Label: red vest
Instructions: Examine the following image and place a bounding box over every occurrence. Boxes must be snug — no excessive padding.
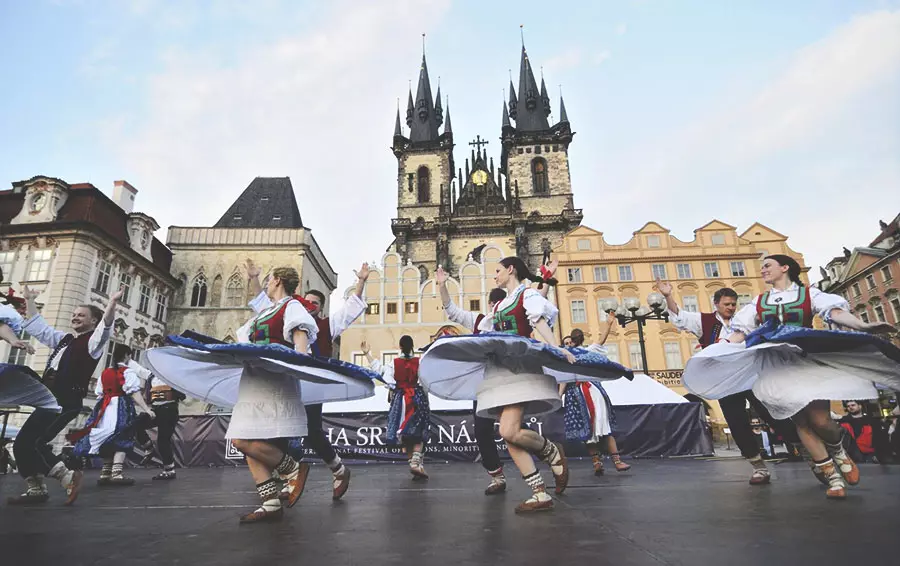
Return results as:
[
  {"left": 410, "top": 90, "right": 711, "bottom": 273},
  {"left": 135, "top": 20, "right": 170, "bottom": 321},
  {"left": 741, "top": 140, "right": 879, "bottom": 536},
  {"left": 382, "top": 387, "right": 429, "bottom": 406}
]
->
[
  {"left": 699, "top": 313, "right": 726, "bottom": 349},
  {"left": 474, "top": 313, "right": 486, "bottom": 335},
  {"left": 492, "top": 287, "right": 533, "bottom": 337},
  {"left": 314, "top": 317, "right": 333, "bottom": 357},
  {"left": 392, "top": 356, "right": 420, "bottom": 389},
  {"left": 99, "top": 367, "right": 127, "bottom": 398},
  {"left": 756, "top": 287, "right": 813, "bottom": 328},
  {"left": 249, "top": 300, "right": 295, "bottom": 347}
]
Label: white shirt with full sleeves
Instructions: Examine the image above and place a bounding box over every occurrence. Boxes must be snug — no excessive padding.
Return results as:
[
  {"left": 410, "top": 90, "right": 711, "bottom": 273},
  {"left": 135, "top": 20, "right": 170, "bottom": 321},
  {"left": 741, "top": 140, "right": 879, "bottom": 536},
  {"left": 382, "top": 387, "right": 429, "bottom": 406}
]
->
[
  {"left": 731, "top": 285, "right": 849, "bottom": 334},
  {"left": 24, "top": 315, "right": 112, "bottom": 368}
]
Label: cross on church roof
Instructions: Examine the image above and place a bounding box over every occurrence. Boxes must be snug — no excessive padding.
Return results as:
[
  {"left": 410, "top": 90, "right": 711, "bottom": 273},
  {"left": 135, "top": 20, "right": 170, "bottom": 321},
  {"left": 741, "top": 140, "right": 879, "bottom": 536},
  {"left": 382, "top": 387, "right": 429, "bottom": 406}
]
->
[{"left": 469, "top": 135, "right": 489, "bottom": 153}]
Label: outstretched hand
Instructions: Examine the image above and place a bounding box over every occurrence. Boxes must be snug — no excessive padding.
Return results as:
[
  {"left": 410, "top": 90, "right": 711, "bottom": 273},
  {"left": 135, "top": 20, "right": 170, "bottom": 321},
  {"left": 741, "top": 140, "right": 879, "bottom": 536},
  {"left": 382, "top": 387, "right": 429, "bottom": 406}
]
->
[
  {"left": 244, "top": 259, "right": 261, "bottom": 279},
  {"left": 435, "top": 266, "right": 448, "bottom": 285},
  {"left": 544, "top": 258, "right": 559, "bottom": 278},
  {"left": 560, "top": 347, "right": 577, "bottom": 364},
  {"left": 865, "top": 322, "right": 896, "bottom": 335},
  {"left": 110, "top": 288, "right": 125, "bottom": 302},
  {"left": 10, "top": 340, "right": 34, "bottom": 354},
  {"left": 22, "top": 286, "right": 40, "bottom": 301},
  {"left": 360, "top": 340, "right": 371, "bottom": 355},
  {"left": 656, "top": 278, "right": 673, "bottom": 297},
  {"left": 355, "top": 262, "right": 371, "bottom": 282}
]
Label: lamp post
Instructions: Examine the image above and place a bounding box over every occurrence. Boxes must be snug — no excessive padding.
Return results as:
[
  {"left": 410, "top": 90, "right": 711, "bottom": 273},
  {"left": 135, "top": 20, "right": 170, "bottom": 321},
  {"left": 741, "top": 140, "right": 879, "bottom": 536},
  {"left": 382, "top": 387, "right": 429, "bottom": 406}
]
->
[{"left": 599, "top": 293, "right": 669, "bottom": 373}]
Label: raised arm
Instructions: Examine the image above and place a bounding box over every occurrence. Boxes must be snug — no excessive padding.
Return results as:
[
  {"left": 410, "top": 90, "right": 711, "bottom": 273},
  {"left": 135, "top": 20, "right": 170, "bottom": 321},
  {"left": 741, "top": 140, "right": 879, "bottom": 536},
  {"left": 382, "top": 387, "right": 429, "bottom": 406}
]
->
[
  {"left": 538, "top": 259, "right": 558, "bottom": 299},
  {"left": 596, "top": 312, "right": 615, "bottom": 345},
  {"left": 21, "top": 286, "right": 67, "bottom": 349},
  {"left": 361, "top": 340, "right": 395, "bottom": 385},
  {"left": 245, "top": 259, "right": 263, "bottom": 297},
  {"left": 329, "top": 263, "right": 371, "bottom": 339},
  {"left": 829, "top": 309, "right": 895, "bottom": 334},
  {"left": 657, "top": 278, "right": 703, "bottom": 337},
  {"left": 436, "top": 266, "right": 478, "bottom": 330},
  {"left": 657, "top": 278, "right": 679, "bottom": 314}
]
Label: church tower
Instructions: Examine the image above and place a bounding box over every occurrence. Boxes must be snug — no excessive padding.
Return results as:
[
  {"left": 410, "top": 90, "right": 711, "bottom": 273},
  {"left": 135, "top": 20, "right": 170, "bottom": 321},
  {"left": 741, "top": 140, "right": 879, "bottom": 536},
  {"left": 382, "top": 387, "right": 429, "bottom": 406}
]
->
[{"left": 391, "top": 53, "right": 454, "bottom": 270}]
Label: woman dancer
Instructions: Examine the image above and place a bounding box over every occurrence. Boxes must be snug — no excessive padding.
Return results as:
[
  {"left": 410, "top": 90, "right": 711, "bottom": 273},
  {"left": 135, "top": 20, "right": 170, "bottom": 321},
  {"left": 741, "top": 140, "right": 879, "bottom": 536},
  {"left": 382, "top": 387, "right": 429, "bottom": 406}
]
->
[
  {"left": 420, "top": 257, "right": 631, "bottom": 513},
  {"left": 562, "top": 326, "right": 631, "bottom": 475},
  {"left": 0, "top": 286, "right": 48, "bottom": 409},
  {"left": 145, "top": 267, "right": 377, "bottom": 523},
  {"left": 683, "top": 255, "right": 899, "bottom": 499},
  {"left": 69, "top": 346, "right": 155, "bottom": 486},
  {"left": 363, "top": 336, "right": 432, "bottom": 479}
]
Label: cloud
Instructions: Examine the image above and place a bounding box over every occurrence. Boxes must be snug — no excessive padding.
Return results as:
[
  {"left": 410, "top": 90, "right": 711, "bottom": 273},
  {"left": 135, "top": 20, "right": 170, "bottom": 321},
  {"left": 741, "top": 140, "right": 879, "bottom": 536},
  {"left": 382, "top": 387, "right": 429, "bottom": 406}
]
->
[
  {"left": 544, "top": 47, "right": 583, "bottom": 72},
  {"left": 615, "top": 22, "right": 627, "bottom": 36},
  {"left": 101, "top": 0, "right": 452, "bottom": 295},
  {"left": 596, "top": 10, "right": 900, "bottom": 276},
  {"left": 593, "top": 50, "right": 612, "bottom": 65}
]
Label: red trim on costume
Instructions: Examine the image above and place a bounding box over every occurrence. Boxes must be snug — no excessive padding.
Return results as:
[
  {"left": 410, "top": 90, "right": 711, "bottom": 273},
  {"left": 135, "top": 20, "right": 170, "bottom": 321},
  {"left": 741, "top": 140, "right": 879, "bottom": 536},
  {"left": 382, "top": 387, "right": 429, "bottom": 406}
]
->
[
  {"left": 66, "top": 367, "right": 127, "bottom": 442},
  {"left": 699, "top": 312, "right": 724, "bottom": 349},
  {"left": 580, "top": 382, "right": 597, "bottom": 430},
  {"left": 392, "top": 357, "right": 420, "bottom": 389}
]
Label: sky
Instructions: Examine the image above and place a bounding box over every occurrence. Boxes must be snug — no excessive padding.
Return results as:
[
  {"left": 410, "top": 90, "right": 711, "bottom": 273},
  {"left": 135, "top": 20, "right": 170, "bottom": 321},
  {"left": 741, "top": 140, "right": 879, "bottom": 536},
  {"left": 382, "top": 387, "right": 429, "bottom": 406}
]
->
[{"left": 1, "top": 0, "right": 899, "bottom": 299}]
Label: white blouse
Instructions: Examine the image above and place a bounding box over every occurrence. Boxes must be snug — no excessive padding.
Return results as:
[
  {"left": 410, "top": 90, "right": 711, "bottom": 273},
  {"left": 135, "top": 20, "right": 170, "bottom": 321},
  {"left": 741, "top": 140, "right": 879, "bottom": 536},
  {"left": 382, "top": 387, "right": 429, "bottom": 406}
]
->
[
  {"left": 24, "top": 314, "right": 112, "bottom": 369},
  {"left": 249, "top": 292, "right": 365, "bottom": 341},
  {"left": 668, "top": 309, "right": 738, "bottom": 342},
  {"left": 0, "top": 304, "right": 23, "bottom": 332},
  {"left": 492, "top": 284, "right": 559, "bottom": 328},
  {"left": 731, "top": 284, "right": 849, "bottom": 334},
  {"left": 94, "top": 363, "right": 143, "bottom": 396}
]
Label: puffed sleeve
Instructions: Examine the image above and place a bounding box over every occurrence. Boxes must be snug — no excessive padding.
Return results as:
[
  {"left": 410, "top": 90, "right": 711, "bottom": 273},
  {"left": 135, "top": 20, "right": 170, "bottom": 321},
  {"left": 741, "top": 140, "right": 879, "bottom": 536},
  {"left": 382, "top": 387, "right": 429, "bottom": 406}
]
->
[
  {"left": 122, "top": 368, "right": 143, "bottom": 395},
  {"left": 282, "top": 299, "right": 318, "bottom": 345},
  {"left": 0, "top": 304, "right": 23, "bottom": 334},
  {"left": 523, "top": 288, "right": 559, "bottom": 328},
  {"left": 667, "top": 309, "right": 703, "bottom": 338},
  {"left": 369, "top": 358, "right": 396, "bottom": 386},
  {"left": 731, "top": 296, "right": 762, "bottom": 334},
  {"left": 329, "top": 294, "right": 366, "bottom": 339},
  {"left": 444, "top": 299, "right": 478, "bottom": 331},
  {"left": 809, "top": 287, "right": 849, "bottom": 324},
  {"left": 476, "top": 313, "right": 494, "bottom": 333},
  {"left": 586, "top": 343, "right": 609, "bottom": 355}
]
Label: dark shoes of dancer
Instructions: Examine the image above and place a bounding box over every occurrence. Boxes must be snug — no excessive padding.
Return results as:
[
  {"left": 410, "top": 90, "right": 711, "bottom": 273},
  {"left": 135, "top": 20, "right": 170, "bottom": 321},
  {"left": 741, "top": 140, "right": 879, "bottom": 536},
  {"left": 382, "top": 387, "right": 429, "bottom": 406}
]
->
[
  {"left": 748, "top": 456, "right": 771, "bottom": 485},
  {"left": 592, "top": 452, "right": 631, "bottom": 476}
]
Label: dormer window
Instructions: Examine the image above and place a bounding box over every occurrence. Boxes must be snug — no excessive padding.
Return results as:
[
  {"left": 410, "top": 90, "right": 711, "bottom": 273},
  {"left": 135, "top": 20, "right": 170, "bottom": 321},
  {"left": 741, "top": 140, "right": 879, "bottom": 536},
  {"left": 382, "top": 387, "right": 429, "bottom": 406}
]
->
[
  {"left": 273, "top": 215, "right": 282, "bottom": 221},
  {"left": 233, "top": 214, "right": 242, "bottom": 221},
  {"left": 261, "top": 196, "right": 269, "bottom": 202},
  {"left": 140, "top": 230, "right": 150, "bottom": 250}
]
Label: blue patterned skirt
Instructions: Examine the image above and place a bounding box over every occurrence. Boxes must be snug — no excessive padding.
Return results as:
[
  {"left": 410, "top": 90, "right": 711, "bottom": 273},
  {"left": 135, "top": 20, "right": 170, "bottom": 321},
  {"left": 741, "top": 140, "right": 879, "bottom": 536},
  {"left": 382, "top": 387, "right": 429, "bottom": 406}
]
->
[
  {"left": 73, "top": 395, "right": 138, "bottom": 456},
  {"left": 563, "top": 381, "right": 615, "bottom": 442},
  {"left": 386, "top": 386, "right": 431, "bottom": 444}
]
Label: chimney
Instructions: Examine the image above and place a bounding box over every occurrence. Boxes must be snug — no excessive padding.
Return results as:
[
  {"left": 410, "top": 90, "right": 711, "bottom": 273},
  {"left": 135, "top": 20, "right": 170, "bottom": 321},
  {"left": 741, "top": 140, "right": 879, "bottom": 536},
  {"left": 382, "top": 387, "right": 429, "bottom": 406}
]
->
[{"left": 113, "top": 180, "right": 138, "bottom": 214}]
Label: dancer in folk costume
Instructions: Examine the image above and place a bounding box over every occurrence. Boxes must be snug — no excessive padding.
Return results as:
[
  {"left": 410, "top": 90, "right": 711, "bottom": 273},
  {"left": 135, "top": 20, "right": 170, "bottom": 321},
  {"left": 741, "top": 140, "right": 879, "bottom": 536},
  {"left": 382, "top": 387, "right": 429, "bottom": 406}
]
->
[
  {"left": 683, "top": 255, "right": 900, "bottom": 499},
  {"left": 561, "top": 326, "right": 631, "bottom": 476},
  {"left": 247, "top": 259, "right": 371, "bottom": 500},
  {"left": 133, "top": 366, "right": 186, "bottom": 481},
  {"left": 8, "top": 286, "right": 121, "bottom": 506},
  {"left": 143, "top": 267, "right": 379, "bottom": 523},
  {"left": 436, "top": 262, "right": 558, "bottom": 495},
  {"left": 658, "top": 280, "right": 801, "bottom": 485},
  {"left": 363, "top": 336, "right": 432, "bottom": 479},
  {"left": 420, "top": 257, "right": 631, "bottom": 513},
  {"left": 68, "top": 346, "right": 155, "bottom": 486}
]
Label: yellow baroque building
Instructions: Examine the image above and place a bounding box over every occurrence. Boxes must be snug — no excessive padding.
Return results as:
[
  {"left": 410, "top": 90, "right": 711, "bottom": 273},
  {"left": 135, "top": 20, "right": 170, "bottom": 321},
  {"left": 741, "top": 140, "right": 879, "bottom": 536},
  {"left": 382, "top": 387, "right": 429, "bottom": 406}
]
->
[{"left": 553, "top": 220, "right": 808, "bottom": 427}]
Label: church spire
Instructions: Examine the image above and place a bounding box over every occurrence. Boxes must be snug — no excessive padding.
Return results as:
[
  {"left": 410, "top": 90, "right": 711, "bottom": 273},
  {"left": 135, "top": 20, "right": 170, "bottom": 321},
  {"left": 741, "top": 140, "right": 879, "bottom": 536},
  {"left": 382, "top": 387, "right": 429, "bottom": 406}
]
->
[
  {"left": 394, "top": 105, "right": 403, "bottom": 137},
  {"left": 508, "top": 79, "right": 518, "bottom": 121},
  {"left": 434, "top": 84, "right": 444, "bottom": 128},
  {"left": 513, "top": 44, "right": 550, "bottom": 131},
  {"left": 559, "top": 94, "right": 569, "bottom": 123},
  {"left": 406, "top": 89, "right": 414, "bottom": 127},
  {"left": 444, "top": 102, "right": 453, "bottom": 135},
  {"left": 539, "top": 77, "right": 551, "bottom": 117},
  {"left": 409, "top": 54, "right": 441, "bottom": 142},
  {"left": 502, "top": 99, "right": 511, "bottom": 128}
]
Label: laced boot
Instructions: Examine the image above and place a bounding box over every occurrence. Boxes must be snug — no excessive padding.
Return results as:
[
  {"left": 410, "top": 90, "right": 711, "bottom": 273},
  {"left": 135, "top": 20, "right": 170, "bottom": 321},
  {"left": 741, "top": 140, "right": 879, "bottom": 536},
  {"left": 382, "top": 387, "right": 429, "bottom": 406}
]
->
[
  {"left": 814, "top": 458, "right": 847, "bottom": 500},
  {"left": 484, "top": 467, "right": 507, "bottom": 495},
  {"left": 591, "top": 454, "right": 605, "bottom": 476},
  {"left": 538, "top": 440, "right": 569, "bottom": 495},
  {"left": 409, "top": 451, "right": 428, "bottom": 480},
  {"left": 240, "top": 479, "right": 283, "bottom": 524},
  {"left": 611, "top": 452, "right": 631, "bottom": 472},
  {"left": 826, "top": 438, "right": 859, "bottom": 486},
  {"left": 7, "top": 475, "right": 49, "bottom": 505},
  {"left": 515, "top": 471, "right": 553, "bottom": 514},
  {"left": 748, "top": 456, "right": 771, "bottom": 485}
]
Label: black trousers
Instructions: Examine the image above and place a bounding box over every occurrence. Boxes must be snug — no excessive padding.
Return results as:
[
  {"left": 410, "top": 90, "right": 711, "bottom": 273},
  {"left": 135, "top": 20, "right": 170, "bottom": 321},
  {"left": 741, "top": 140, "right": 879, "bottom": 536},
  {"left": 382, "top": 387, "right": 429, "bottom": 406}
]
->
[
  {"left": 304, "top": 403, "right": 337, "bottom": 463},
  {"left": 134, "top": 403, "right": 180, "bottom": 467},
  {"left": 14, "top": 402, "right": 82, "bottom": 479},
  {"left": 473, "top": 404, "right": 502, "bottom": 473},
  {"left": 719, "top": 391, "right": 799, "bottom": 459}
]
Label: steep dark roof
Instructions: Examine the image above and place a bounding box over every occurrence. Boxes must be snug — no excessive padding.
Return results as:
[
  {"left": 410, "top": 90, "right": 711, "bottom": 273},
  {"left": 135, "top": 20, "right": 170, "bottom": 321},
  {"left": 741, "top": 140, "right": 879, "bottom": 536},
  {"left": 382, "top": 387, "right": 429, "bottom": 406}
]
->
[
  {"left": 214, "top": 177, "right": 304, "bottom": 228},
  {"left": 510, "top": 45, "right": 551, "bottom": 132}
]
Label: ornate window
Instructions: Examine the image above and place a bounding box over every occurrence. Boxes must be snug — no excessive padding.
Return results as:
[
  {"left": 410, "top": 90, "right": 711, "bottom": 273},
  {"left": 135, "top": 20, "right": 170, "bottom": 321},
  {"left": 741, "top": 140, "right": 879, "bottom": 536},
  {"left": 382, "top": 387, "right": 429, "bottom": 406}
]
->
[
  {"left": 190, "top": 274, "right": 208, "bottom": 307},
  {"left": 417, "top": 166, "right": 430, "bottom": 203},
  {"left": 155, "top": 293, "right": 168, "bottom": 321},
  {"left": 118, "top": 271, "right": 133, "bottom": 305},
  {"left": 531, "top": 158, "right": 548, "bottom": 194},
  {"left": 0, "top": 251, "right": 15, "bottom": 283},
  {"left": 224, "top": 274, "right": 244, "bottom": 307},
  {"left": 27, "top": 249, "right": 53, "bottom": 281},
  {"left": 94, "top": 258, "right": 113, "bottom": 294},
  {"left": 138, "top": 283, "right": 153, "bottom": 314},
  {"left": 6, "top": 329, "right": 31, "bottom": 365}
]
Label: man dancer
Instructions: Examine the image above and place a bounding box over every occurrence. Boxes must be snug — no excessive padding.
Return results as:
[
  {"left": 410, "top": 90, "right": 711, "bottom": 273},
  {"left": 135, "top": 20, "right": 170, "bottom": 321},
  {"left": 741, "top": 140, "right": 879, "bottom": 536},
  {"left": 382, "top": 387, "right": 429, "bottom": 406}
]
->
[
  {"left": 657, "top": 279, "right": 799, "bottom": 484},
  {"left": 133, "top": 363, "right": 185, "bottom": 480},
  {"left": 9, "top": 286, "right": 122, "bottom": 505},
  {"left": 247, "top": 259, "right": 370, "bottom": 500}
]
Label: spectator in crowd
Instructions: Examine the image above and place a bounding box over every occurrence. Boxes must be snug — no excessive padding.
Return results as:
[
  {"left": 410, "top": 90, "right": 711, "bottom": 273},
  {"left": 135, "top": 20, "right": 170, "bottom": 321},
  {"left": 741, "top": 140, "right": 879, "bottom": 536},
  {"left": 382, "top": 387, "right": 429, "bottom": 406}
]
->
[{"left": 839, "top": 400, "right": 890, "bottom": 463}]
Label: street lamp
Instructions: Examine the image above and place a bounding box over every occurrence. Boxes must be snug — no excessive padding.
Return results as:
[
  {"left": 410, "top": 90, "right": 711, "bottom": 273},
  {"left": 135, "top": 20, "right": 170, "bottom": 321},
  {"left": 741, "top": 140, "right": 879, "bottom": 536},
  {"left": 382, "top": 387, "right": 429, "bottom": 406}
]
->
[{"left": 599, "top": 293, "right": 669, "bottom": 373}]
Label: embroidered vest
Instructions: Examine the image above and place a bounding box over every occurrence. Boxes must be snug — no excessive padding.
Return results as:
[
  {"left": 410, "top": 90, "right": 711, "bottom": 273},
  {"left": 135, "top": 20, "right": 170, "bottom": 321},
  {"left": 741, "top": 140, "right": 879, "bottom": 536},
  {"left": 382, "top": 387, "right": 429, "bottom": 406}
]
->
[
  {"left": 249, "top": 299, "right": 295, "bottom": 347},
  {"left": 42, "top": 332, "right": 102, "bottom": 403},
  {"left": 99, "top": 367, "right": 127, "bottom": 398},
  {"left": 699, "top": 312, "right": 725, "bottom": 348},
  {"left": 756, "top": 287, "right": 813, "bottom": 328},
  {"left": 392, "top": 356, "right": 420, "bottom": 389},
  {"left": 492, "top": 287, "right": 533, "bottom": 337}
]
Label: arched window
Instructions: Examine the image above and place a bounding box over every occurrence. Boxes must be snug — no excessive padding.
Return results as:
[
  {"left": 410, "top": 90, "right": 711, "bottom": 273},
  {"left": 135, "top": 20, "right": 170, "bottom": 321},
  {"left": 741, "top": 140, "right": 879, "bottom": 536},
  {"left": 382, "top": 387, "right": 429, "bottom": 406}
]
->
[
  {"left": 531, "top": 157, "right": 548, "bottom": 194},
  {"left": 418, "top": 265, "right": 428, "bottom": 284},
  {"left": 210, "top": 274, "right": 223, "bottom": 306},
  {"left": 224, "top": 273, "right": 244, "bottom": 307},
  {"left": 190, "top": 274, "right": 208, "bottom": 307},
  {"left": 417, "top": 165, "right": 430, "bottom": 203}
]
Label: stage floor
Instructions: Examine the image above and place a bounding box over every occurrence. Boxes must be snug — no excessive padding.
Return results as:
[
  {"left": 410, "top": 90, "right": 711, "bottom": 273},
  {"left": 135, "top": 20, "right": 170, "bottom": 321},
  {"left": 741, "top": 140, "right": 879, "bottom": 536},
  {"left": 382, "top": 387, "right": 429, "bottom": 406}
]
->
[{"left": 0, "top": 458, "right": 895, "bottom": 565}]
